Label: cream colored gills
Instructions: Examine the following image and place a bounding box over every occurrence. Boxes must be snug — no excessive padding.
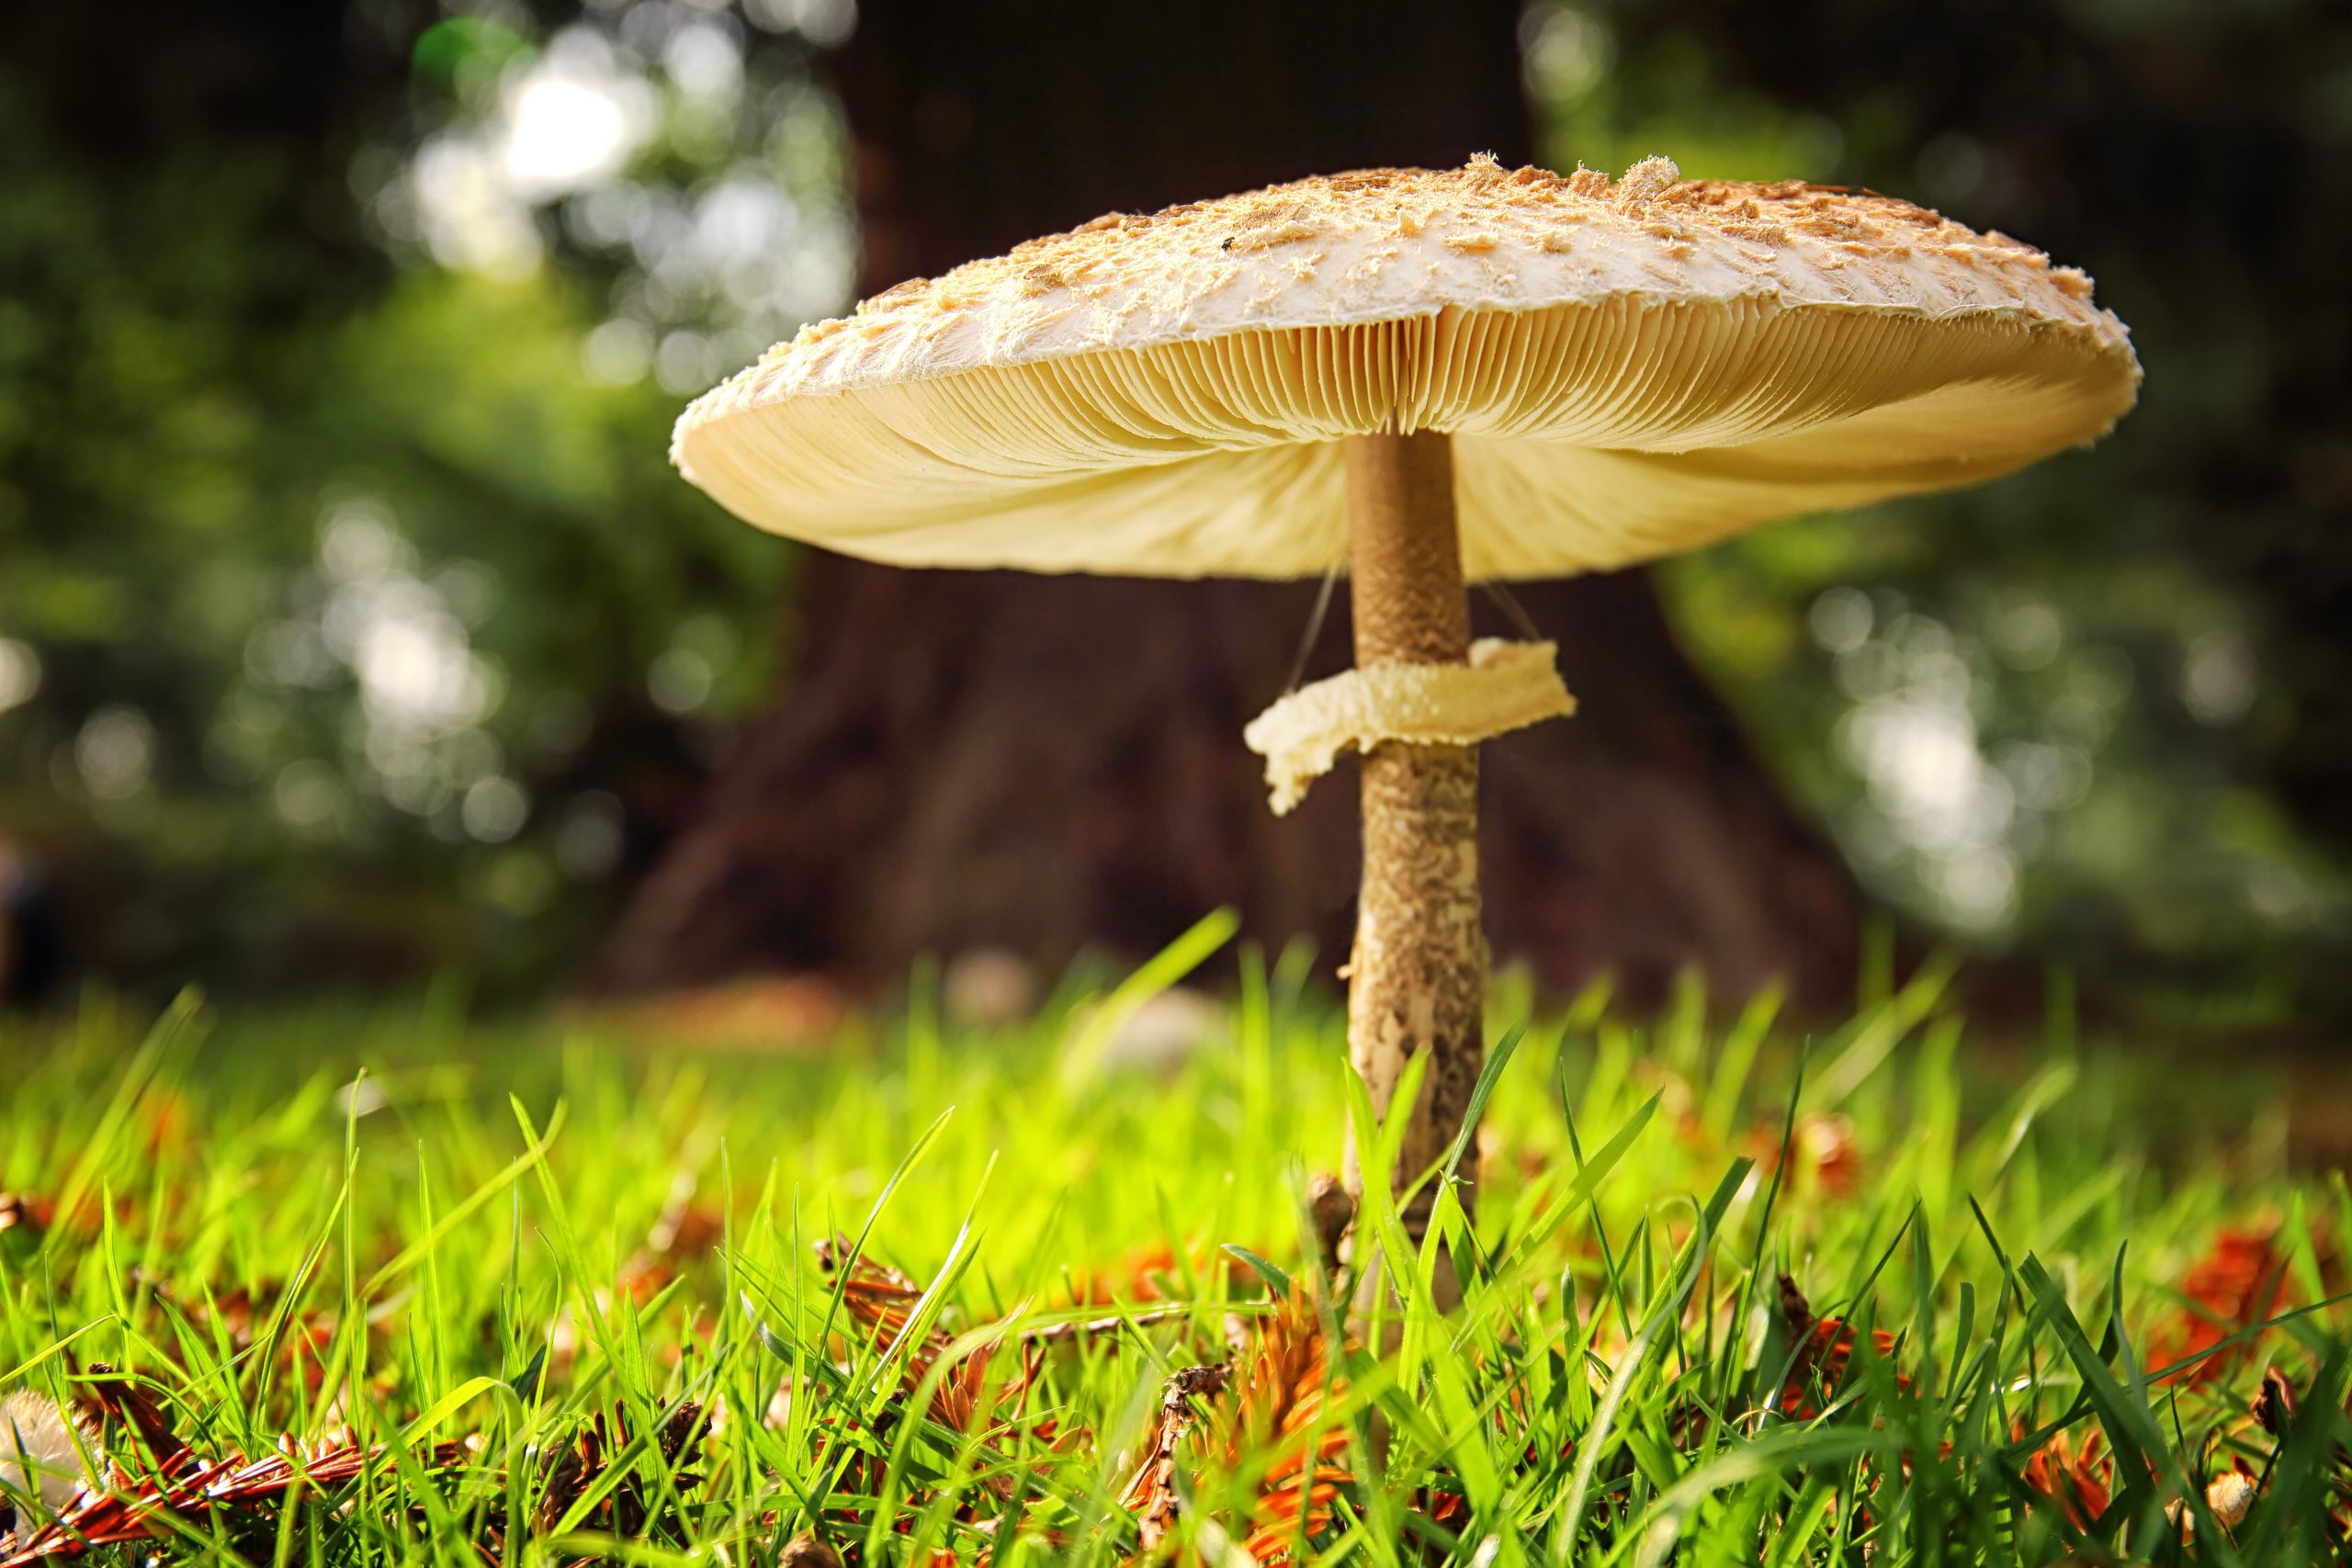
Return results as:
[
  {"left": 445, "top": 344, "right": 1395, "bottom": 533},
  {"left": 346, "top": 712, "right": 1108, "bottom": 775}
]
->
[
  {"left": 669, "top": 153, "right": 2139, "bottom": 1310},
  {"left": 675, "top": 154, "right": 2133, "bottom": 581}
]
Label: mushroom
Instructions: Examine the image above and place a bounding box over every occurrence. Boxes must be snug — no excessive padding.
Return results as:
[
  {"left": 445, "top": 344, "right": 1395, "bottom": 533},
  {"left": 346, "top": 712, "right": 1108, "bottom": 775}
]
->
[{"left": 672, "top": 156, "right": 2137, "bottom": 1304}]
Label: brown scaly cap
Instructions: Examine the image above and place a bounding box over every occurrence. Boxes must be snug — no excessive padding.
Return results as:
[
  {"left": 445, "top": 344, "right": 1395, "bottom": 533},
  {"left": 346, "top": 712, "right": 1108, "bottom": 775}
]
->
[{"left": 676, "top": 155, "right": 2138, "bottom": 581}]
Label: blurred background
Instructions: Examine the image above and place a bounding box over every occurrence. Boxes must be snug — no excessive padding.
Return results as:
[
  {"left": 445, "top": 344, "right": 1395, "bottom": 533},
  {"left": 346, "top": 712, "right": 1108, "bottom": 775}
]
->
[{"left": 2, "top": 0, "right": 2346, "bottom": 1029}]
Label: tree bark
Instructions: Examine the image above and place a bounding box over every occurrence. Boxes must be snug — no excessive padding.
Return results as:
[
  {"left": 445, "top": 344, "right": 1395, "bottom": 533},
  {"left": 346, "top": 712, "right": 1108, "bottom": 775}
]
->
[{"left": 595, "top": 0, "right": 1860, "bottom": 1010}]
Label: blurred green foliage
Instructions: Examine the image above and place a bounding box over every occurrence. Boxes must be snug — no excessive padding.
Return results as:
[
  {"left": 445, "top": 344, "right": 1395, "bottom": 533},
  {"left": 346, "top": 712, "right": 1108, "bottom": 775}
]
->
[
  {"left": 1523, "top": 0, "right": 2352, "bottom": 1018},
  {"left": 1, "top": 0, "right": 2346, "bottom": 1018},
  {"left": 0, "top": 6, "right": 823, "bottom": 993}
]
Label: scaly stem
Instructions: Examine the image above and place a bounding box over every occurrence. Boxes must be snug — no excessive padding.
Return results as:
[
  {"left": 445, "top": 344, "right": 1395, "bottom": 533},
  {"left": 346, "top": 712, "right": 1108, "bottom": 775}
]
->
[{"left": 1341, "top": 429, "right": 1483, "bottom": 1314}]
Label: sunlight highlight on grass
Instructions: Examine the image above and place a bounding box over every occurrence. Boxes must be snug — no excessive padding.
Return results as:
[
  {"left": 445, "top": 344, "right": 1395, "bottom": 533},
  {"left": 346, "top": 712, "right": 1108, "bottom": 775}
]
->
[{"left": 0, "top": 949, "right": 2345, "bottom": 1562}]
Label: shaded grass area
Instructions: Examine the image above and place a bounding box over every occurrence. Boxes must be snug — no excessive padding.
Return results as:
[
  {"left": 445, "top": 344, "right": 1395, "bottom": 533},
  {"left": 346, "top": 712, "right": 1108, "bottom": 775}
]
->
[{"left": 0, "top": 946, "right": 2347, "bottom": 1563}]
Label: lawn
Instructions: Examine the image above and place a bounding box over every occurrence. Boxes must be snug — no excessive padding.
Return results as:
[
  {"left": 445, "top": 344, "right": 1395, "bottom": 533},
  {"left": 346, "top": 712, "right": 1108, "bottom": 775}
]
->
[{"left": 1, "top": 937, "right": 2346, "bottom": 1564}]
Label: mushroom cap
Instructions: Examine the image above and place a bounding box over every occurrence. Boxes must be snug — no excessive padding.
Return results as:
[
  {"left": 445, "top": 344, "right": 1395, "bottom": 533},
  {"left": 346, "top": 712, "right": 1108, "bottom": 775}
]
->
[{"left": 674, "top": 156, "right": 2138, "bottom": 581}]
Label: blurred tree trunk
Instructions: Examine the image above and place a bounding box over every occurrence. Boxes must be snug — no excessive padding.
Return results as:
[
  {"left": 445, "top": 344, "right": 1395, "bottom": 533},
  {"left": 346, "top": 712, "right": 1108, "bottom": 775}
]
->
[{"left": 596, "top": 0, "right": 1859, "bottom": 1009}]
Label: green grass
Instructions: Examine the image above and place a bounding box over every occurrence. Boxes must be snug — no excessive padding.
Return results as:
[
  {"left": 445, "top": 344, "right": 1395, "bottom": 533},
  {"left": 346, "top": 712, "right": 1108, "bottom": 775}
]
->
[{"left": 0, "top": 942, "right": 2346, "bottom": 1564}]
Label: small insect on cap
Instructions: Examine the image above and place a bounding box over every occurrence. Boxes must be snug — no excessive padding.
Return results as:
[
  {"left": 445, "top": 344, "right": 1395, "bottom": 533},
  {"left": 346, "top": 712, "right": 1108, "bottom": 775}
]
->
[{"left": 673, "top": 154, "right": 2137, "bottom": 581}]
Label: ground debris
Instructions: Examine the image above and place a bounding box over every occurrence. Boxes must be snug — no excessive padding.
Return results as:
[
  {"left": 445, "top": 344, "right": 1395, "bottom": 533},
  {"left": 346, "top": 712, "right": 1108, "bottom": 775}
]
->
[
  {"left": 532, "top": 1399, "right": 709, "bottom": 1536},
  {"left": 1118, "top": 1363, "right": 1234, "bottom": 1551},
  {"left": 2151, "top": 1225, "right": 2290, "bottom": 1387},
  {"left": 0, "top": 1412, "right": 467, "bottom": 1567},
  {"left": 1773, "top": 1274, "right": 1904, "bottom": 1419}
]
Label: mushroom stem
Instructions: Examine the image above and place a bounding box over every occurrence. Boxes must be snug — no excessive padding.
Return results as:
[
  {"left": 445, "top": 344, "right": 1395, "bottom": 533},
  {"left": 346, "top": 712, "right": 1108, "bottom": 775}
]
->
[{"left": 1342, "top": 429, "right": 1483, "bottom": 1314}]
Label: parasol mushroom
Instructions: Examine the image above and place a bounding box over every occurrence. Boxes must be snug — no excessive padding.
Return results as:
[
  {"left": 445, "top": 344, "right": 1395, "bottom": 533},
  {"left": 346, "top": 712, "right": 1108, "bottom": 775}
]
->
[{"left": 671, "top": 155, "right": 2138, "bottom": 1304}]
